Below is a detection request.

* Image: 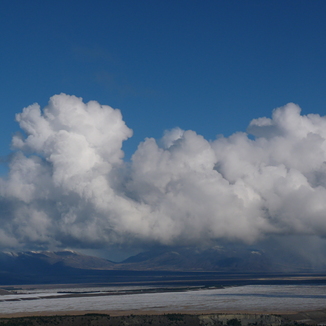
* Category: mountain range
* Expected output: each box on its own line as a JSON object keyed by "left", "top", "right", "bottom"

{"left": 0, "top": 246, "right": 313, "bottom": 276}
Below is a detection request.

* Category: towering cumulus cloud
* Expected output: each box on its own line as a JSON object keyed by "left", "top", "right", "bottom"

{"left": 1, "top": 94, "right": 326, "bottom": 251}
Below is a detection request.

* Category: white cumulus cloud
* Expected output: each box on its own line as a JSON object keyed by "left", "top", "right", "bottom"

{"left": 1, "top": 95, "right": 326, "bottom": 252}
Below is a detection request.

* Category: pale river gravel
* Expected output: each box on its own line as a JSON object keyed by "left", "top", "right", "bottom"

{"left": 1, "top": 284, "right": 326, "bottom": 315}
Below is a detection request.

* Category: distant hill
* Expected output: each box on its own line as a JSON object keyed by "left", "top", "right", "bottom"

{"left": 0, "top": 250, "right": 116, "bottom": 272}
{"left": 0, "top": 246, "right": 322, "bottom": 285}
{"left": 117, "top": 246, "right": 272, "bottom": 272}
{"left": 0, "top": 250, "right": 117, "bottom": 285}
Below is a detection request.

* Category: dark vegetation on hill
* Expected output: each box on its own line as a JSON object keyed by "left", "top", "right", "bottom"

{"left": 0, "top": 313, "right": 313, "bottom": 326}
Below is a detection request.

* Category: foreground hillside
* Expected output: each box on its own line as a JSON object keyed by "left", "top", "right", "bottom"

{"left": 0, "top": 313, "right": 316, "bottom": 326}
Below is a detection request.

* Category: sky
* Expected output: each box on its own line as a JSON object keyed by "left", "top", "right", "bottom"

{"left": 1, "top": 0, "right": 326, "bottom": 262}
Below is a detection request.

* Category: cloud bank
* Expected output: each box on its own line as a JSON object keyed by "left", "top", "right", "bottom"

{"left": 1, "top": 94, "right": 326, "bottom": 251}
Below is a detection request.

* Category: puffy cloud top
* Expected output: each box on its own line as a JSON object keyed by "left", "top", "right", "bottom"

{"left": 1, "top": 95, "right": 326, "bottom": 250}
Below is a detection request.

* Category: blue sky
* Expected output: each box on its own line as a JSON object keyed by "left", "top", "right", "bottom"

{"left": 2, "top": 0, "right": 326, "bottom": 161}
{"left": 3, "top": 1, "right": 326, "bottom": 260}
